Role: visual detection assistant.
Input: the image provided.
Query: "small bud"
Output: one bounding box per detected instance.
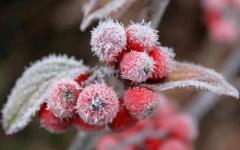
[109,100,137,132]
[91,19,127,64]
[39,104,71,133]
[120,51,154,82]
[73,115,105,132]
[47,79,80,118]
[76,83,119,125]
[123,87,159,120]
[126,21,159,52]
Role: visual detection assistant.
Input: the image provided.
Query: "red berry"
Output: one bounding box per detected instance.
[126,22,159,52]
[209,19,238,44]
[109,100,138,132]
[47,79,80,118]
[162,114,198,142]
[204,10,221,27]
[91,19,127,64]
[120,51,154,83]
[75,72,90,85]
[73,115,105,132]
[148,46,173,81]
[76,83,119,125]
[160,138,190,150]
[39,104,71,133]
[144,138,163,150]
[123,87,159,120]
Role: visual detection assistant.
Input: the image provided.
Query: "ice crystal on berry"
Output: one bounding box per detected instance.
[126,21,159,52]
[47,79,80,119]
[120,51,155,82]
[73,115,105,132]
[149,46,175,80]
[91,19,127,64]
[123,87,159,120]
[76,83,119,125]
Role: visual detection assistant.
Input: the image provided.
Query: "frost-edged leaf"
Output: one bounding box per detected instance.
[142,61,239,98]
[80,0,137,31]
[2,55,89,134]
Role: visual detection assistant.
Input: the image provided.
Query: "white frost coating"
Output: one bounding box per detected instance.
[91,19,126,63]
[120,51,155,82]
[160,46,176,74]
[80,0,137,31]
[2,55,89,134]
[142,61,239,98]
[127,21,159,50]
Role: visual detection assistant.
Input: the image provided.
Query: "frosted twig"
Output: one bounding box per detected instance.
[139,0,170,28]
[185,48,240,121]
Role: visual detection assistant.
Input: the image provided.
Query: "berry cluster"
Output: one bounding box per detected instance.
[91,19,174,82]
[202,0,240,44]
[39,71,120,133]
[38,74,162,133]
[38,19,176,134]
[96,99,198,150]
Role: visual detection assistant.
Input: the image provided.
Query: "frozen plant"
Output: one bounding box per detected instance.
[1,19,239,150]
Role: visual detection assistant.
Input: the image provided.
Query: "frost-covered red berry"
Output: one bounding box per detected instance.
[39,104,71,133]
[120,51,155,82]
[91,19,127,64]
[73,115,105,132]
[109,100,137,132]
[148,46,174,81]
[76,83,119,125]
[126,22,159,52]
[160,138,190,150]
[123,87,159,120]
[47,79,80,119]
[163,114,198,142]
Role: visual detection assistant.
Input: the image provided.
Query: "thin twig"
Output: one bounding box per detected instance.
[138,0,170,28]
[151,0,170,28]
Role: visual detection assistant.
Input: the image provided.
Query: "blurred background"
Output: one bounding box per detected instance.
[0,0,239,149]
